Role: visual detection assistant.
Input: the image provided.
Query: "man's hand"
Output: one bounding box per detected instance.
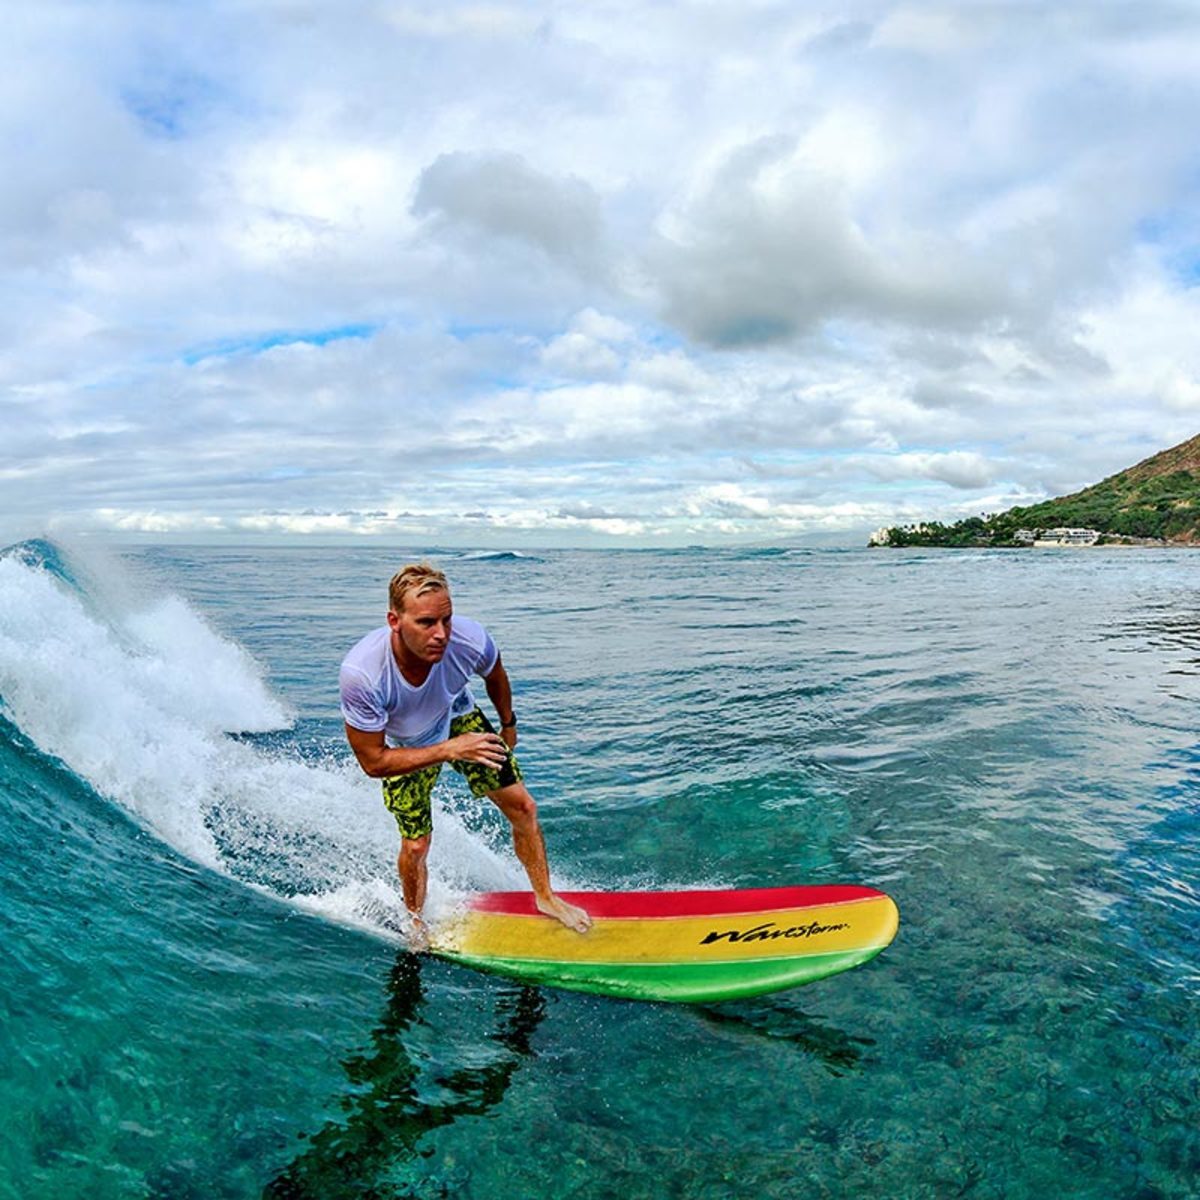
[446,730,509,769]
[499,723,518,751]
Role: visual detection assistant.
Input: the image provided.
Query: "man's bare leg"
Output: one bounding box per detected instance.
[488,783,592,932]
[398,835,431,950]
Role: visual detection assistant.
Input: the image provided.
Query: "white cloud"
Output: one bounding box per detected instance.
[864,450,999,490]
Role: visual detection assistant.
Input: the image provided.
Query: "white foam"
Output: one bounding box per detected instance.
[0,549,536,942]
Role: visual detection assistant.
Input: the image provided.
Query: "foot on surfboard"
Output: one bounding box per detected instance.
[536,893,593,933]
[407,912,431,952]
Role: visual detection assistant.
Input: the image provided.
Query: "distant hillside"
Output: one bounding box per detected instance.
[876,433,1200,548]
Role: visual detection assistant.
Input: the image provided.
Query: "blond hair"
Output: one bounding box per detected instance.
[388,563,449,613]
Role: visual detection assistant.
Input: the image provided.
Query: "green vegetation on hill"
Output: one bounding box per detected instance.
[877,434,1200,548]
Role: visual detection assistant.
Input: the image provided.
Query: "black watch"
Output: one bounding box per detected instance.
[500,714,518,729]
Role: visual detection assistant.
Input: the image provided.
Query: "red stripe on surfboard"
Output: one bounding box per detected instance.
[467,885,885,919]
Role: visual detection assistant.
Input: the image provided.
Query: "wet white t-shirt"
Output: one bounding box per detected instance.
[339,616,499,748]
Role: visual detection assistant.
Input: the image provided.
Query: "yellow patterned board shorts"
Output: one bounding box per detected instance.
[381,707,523,840]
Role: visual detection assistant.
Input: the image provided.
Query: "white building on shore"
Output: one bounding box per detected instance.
[1033,527,1101,547]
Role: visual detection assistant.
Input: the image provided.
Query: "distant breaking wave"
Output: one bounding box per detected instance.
[455,550,543,563]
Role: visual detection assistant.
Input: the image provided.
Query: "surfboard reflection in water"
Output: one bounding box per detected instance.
[263,955,546,1200]
[697,999,876,1078]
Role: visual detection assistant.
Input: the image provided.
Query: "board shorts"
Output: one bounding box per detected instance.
[381,707,523,841]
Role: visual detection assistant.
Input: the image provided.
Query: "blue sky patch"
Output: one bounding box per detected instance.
[182,324,378,366]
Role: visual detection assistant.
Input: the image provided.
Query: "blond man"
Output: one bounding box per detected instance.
[340,563,591,948]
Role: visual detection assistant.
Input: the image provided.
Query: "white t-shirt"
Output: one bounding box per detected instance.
[339,616,499,748]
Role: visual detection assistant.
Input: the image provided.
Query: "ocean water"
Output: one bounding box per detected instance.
[1,537,1197,1199]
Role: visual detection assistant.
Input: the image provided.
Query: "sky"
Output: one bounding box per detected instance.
[4,0,1200,548]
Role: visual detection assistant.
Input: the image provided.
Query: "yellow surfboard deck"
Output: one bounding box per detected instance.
[433,885,899,1002]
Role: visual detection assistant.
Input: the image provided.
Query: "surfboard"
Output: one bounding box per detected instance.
[431,884,899,1003]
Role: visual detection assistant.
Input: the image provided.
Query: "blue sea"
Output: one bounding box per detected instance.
[1,538,1197,1199]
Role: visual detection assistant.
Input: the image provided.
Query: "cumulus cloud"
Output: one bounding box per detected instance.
[651,134,1001,347]
[863,450,999,490]
[413,151,606,277]
[537,305,627,368]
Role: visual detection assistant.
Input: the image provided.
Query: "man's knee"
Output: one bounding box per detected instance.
[400,835,431,862]
[490,783,537,824]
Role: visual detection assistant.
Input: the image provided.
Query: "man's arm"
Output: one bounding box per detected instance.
[345,724,508,778]
[484,655,518,748]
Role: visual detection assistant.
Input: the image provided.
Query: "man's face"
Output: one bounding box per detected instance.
[389,588,453,663]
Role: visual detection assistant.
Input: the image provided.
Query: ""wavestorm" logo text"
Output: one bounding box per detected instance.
[699,919,850,945]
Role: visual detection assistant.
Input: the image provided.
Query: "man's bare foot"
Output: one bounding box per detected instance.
[536,893,592,933]
[407,912,431,952]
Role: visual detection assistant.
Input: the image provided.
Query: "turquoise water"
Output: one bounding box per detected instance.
[1,538,1197,1198]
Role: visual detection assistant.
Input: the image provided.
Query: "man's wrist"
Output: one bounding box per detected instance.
[499,713,517,729]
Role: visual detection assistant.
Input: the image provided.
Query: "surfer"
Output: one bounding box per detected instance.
[340,563,592,949]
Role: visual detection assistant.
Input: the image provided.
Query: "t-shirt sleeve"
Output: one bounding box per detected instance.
[339,663,387,732]
[476,627,499,677]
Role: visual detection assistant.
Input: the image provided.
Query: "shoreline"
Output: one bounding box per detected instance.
[870,539,1196,550]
